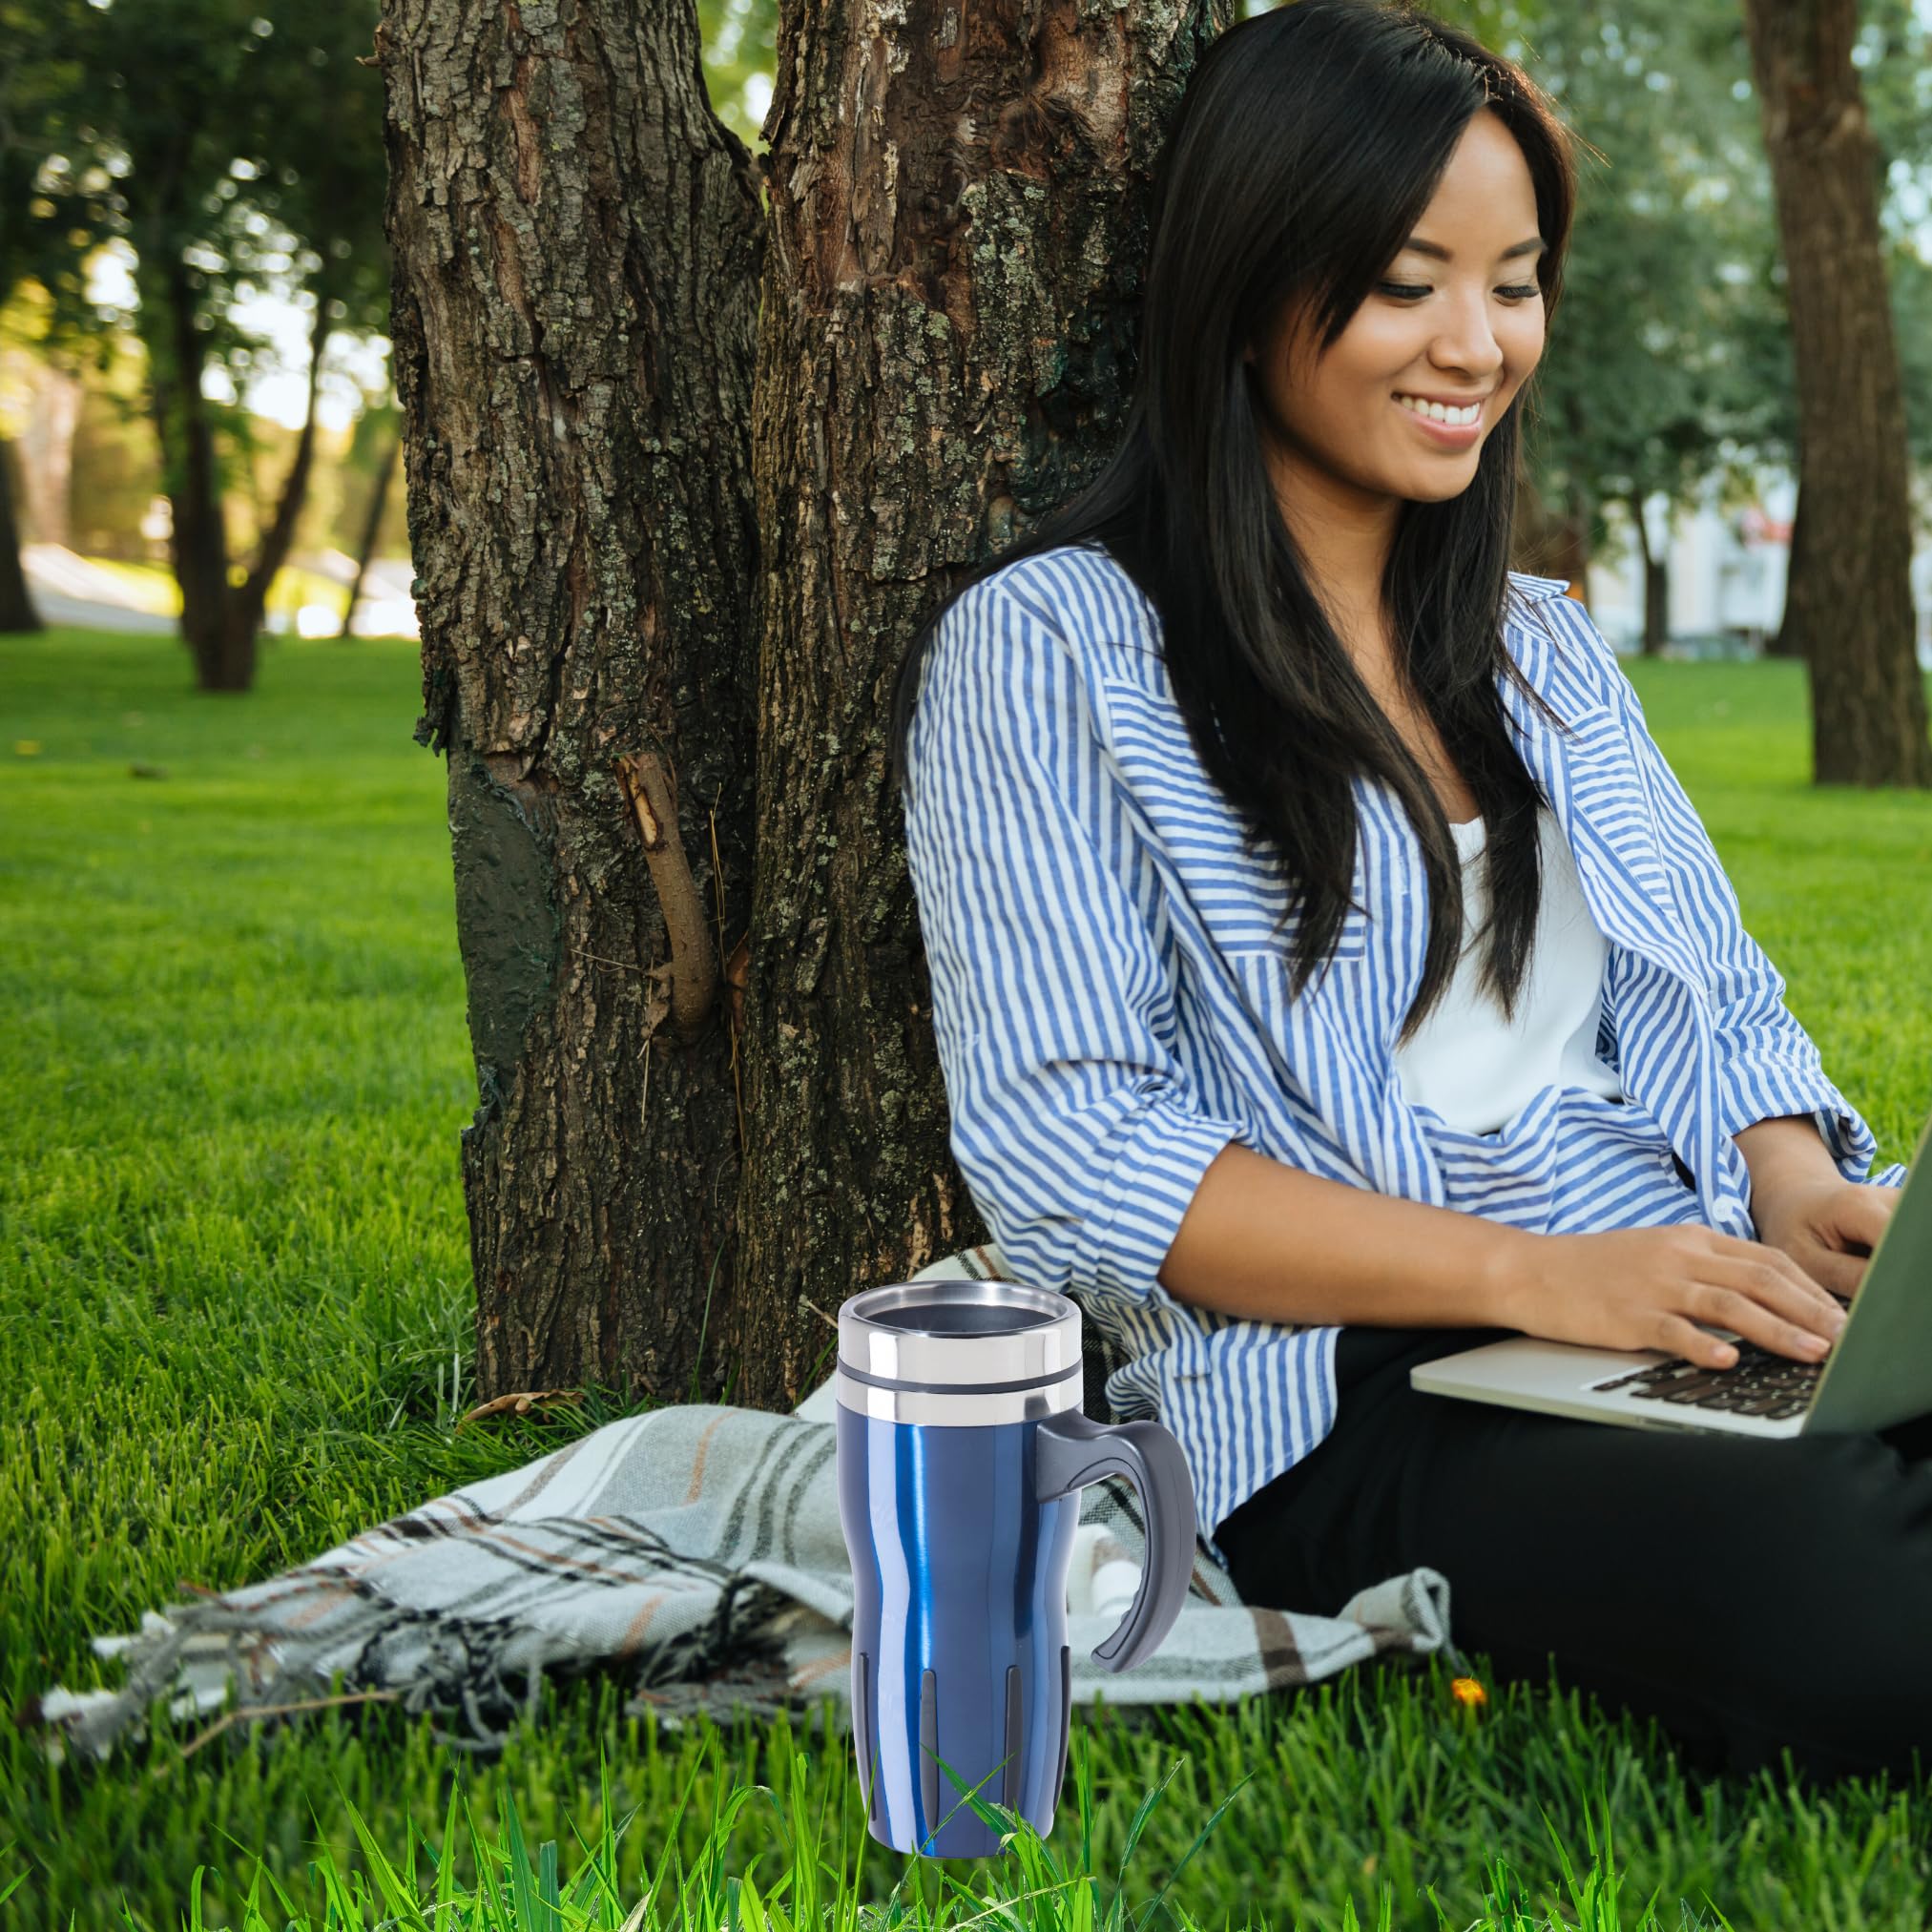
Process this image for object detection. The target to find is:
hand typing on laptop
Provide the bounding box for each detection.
[1749,1172,1899,1303]
[1414,1111,1925,1440]
[1486,1221,1848,1372]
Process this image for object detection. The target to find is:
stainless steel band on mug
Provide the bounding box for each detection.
[836,1278,1086,1425]
[834,1365,1085,1425]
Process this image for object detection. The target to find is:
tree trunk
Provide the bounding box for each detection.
[148,259,241,688]
[378,0,766,1400]
[724,0,1234,1409]
[1631,494,1668,658]
[0,441,42,634]
[339,429,401,637]
[1740,0,1932,786]
[18,361,83,552]
[145,263,332,691]
[234,300,332,646]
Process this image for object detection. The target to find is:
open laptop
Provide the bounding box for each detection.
[1410,1107,1932,1438]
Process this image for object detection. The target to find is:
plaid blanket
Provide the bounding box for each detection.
[27,1245,1458,1761]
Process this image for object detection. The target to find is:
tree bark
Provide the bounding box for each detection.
[1740,0,1931,785]
[725,0,1234,1409]
[378,0,765,1399]
[0,441,43,634]
[339,428,401,637]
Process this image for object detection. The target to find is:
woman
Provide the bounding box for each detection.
[886,0,1922,1787]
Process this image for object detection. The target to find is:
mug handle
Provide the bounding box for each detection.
[1034,1409,1197,1672]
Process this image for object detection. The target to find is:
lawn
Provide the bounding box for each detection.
[3,626,1931,1930]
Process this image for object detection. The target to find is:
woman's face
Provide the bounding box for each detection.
[1245,108,1548,517]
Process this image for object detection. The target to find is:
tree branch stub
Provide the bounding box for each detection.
[617,749,718,1041]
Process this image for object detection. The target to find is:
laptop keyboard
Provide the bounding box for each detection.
[1589,1339,1820,1420]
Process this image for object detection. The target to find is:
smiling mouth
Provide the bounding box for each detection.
[1392,393,1487,425]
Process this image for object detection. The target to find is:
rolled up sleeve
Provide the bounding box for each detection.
[1575,607,1904,1190]
[902,576,1252,1316]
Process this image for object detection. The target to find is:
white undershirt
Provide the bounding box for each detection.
[1391,805,1624,1134]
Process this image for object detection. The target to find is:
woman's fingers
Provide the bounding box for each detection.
[1711,1229,1842,1322]
[1693,1242,1846,1361]
[1802,1245,1869,1301]
[1661,1313,1739,1370]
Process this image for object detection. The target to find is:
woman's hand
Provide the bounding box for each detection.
[1487,1223,1850,1370]
[1750,1175,1901,1303]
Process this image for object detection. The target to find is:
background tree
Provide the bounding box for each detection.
[1500,0,1792,654]
[1741,0,1931,783]
[60,330,158,558]
[69,0,390,690]
[0,0,115,632]
[334,391,401,637]
[1449,0,1932,662]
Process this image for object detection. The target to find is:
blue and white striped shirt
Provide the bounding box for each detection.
[902,540,1909,1568]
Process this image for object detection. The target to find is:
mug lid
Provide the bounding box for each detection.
[839,1279,1081,1393]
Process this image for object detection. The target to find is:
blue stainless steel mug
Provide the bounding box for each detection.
[836,1278,1196,1859]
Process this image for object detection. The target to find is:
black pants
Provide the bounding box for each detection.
[1215,1321,1932,1788]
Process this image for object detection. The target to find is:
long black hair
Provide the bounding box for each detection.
[886,0,1582,1049]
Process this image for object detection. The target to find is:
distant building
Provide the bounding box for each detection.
[1582,470,1932,669]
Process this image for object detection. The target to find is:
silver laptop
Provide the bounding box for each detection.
[1411,1107,1932,1438]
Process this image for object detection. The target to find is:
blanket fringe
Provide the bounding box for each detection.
[22,1575,807,1763]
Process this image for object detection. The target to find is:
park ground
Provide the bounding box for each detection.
[3,626,1931,1928]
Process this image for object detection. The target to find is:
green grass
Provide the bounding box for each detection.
[2,628,1930,1930]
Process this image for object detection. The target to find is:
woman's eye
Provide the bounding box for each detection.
[1377,280,1542,301]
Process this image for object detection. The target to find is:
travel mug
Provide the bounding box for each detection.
[836,1278,1196,1859]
